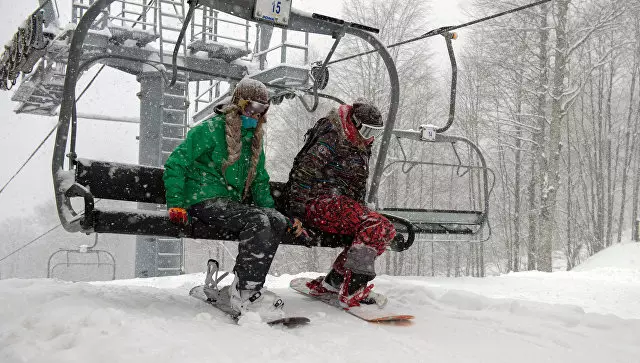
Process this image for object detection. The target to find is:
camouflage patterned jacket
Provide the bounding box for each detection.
[284,107,372,218]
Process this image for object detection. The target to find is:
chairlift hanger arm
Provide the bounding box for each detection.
[438,32,457,134]
[170,0,200,87]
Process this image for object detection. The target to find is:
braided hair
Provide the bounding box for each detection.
[221,79,269,201]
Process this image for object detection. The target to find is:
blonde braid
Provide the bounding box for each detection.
[221,105,242,177]
[242,117,266,200]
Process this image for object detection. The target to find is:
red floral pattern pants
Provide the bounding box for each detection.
[305,195,396,274]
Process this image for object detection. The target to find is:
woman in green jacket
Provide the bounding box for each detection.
[163,79,292,319]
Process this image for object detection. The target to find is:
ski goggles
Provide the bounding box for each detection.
[238,98,270,117]
[353,114,385,139]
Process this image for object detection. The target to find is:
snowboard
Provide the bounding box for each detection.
[290,277,414,324]
[189,259,309,328]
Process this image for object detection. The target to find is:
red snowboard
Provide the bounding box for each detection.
[290,277,414,324]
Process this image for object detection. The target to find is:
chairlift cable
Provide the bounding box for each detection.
[328,0,551,66]
[0,124,57,197]
[0,224,61,263]
[0,200,102,264]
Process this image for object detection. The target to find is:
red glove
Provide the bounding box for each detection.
[168,207,188,225]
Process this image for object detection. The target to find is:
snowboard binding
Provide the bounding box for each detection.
[202,259,229,302]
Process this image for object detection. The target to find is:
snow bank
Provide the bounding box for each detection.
[1,271,640,363]
[573,242,640,272]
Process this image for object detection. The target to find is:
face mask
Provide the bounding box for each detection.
[241,115,258,129]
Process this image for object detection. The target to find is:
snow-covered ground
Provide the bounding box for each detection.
[2,244,640,363]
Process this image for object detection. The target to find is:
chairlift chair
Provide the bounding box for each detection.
[47,234,117,281]
[49,0,491,254]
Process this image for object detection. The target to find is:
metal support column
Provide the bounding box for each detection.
[135,72,164,278]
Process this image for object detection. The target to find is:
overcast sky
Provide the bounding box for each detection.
[0,0,469,223]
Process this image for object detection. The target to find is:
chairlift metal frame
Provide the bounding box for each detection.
[47,0,491,254]
[47,234,117,281]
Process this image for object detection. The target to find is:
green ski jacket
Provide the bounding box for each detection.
[163,114,274,209]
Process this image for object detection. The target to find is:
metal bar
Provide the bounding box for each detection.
[201,31,250,44]
[282,43,308,51]
[107,15,156,26]
[160,24,184,32]
[75,112,140,123]
[115,0,158,8]
[213,10,218,42]
[194,80,221,101]
[159,11,183,19]
[162,0,184,6]
[202,15,250,27]
[436,33,457,133]
[72,3,91,9]
[304,31,309,64]
[281,29,287,64]
[245,19,249,51]
[253,43,284,57]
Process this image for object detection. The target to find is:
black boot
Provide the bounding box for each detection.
[339,270,378,308]
[323,268,344,290]
[345,271,374,295]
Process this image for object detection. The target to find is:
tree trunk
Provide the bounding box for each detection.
[527,3,550,271]
[539,0,570,272]
[513,69,524,272]
[633,133,640,242]
[604,57,616,248]
[617,23,640,243]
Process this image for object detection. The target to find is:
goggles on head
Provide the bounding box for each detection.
[238,98,270,118]
[353,114,384,139]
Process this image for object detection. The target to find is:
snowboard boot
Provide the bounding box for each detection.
[306,269,343,296]
[338,270,387,308]
[229,276,285,321]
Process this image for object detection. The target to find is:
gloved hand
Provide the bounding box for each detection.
[288,217,305,237]
[287,217,314,246]
[168,207,188,225]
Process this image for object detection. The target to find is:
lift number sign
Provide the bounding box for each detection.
[254,0,292,27]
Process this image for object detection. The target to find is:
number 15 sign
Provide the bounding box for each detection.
[253,0,292,27]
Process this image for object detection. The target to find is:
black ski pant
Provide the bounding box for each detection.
[189,198,287,291]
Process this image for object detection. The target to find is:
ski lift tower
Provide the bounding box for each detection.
[1,0,310,277]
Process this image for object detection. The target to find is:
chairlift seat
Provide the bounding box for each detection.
[382,208,484,235]
[73,159,356,249]
[72,159,484,250]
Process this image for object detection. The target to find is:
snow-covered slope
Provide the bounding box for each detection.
[573,242,640,272]
[1,268,639,363]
